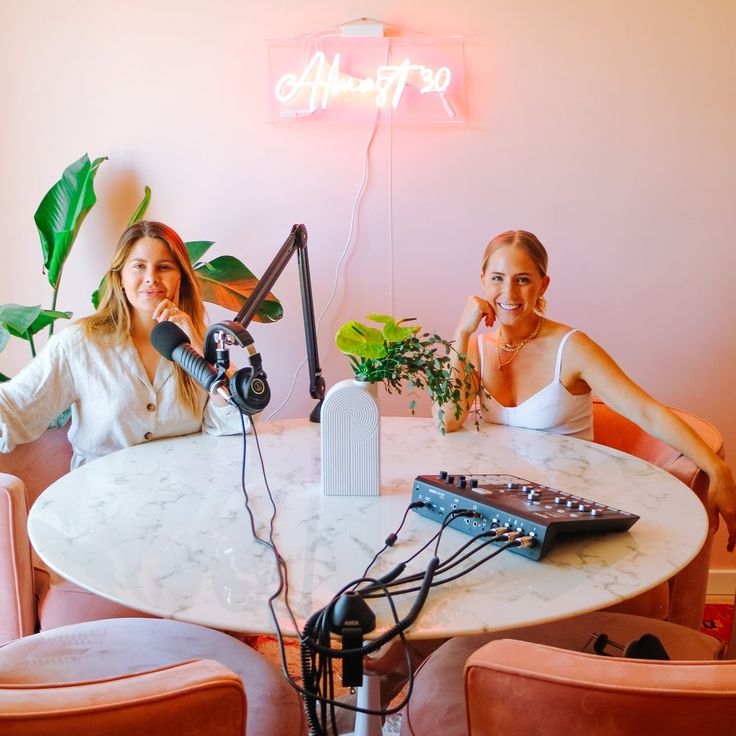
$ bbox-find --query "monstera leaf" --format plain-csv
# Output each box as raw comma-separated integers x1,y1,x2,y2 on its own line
34,154,107,291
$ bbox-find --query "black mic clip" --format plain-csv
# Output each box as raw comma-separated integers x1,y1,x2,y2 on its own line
329,591,376,688
204,320,255,367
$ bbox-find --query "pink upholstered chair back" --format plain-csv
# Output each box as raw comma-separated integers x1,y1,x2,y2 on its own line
0,658,246,736
592,399,723,490
0,473,35,643
592,399,724,629
0,426,73,507
465,638,736,736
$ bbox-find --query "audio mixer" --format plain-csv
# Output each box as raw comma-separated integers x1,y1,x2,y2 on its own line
410,472,639,560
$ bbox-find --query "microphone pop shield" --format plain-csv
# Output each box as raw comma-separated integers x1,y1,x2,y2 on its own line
151,321,189,360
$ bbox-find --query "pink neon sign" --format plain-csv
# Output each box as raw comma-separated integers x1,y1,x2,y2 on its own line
267,37,465,123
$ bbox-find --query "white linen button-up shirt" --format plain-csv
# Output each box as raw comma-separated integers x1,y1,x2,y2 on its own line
0,323,245,468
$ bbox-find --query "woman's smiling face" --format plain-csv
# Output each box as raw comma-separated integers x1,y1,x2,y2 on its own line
481,244,549,325
121,236,182,318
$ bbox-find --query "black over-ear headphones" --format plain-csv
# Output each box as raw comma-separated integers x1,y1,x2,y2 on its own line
229,351,271,416
204,320,271,416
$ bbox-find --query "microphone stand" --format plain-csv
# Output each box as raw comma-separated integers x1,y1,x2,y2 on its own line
203,224,326,422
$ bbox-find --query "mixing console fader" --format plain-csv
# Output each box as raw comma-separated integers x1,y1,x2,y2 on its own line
410,472,639,560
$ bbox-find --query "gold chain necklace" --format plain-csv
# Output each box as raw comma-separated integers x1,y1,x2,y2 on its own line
496,317,544,371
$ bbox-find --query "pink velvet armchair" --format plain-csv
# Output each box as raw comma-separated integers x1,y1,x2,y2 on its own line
400,611,725,736
0,426,151,635
592,399,725,629
464,638,736,736
0,469,307,735
0,471,149,645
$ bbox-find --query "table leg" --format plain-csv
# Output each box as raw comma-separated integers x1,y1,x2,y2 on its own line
348,671,382,736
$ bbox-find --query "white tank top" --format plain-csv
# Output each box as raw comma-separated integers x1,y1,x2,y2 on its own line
478,328,593,440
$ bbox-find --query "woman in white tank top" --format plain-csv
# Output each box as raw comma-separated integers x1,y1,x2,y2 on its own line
435,229,736,550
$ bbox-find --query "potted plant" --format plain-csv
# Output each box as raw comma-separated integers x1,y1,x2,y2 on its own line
335,313,473,431
321,314,474,497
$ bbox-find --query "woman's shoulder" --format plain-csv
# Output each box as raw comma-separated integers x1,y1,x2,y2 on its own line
46,321,87,349
542,321,610,367
541,320,593,344
47,320,122,356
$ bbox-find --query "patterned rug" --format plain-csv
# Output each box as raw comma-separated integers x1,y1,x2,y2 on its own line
702,603,734,648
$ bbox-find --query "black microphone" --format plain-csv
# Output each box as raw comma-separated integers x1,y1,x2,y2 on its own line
151,321,231,402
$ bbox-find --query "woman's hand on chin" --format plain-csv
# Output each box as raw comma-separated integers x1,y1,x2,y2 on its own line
457,295,495,337
152,299,200,351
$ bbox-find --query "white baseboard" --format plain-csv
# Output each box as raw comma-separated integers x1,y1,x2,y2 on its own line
708,569,736,597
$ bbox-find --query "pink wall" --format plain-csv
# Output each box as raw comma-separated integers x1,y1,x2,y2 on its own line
2,1,735,568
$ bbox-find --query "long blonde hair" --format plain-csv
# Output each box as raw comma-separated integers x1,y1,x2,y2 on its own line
481,230,549,313
82,221,206,416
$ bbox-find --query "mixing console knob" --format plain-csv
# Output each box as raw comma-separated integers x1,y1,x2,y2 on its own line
439,471,448,480
527,490,541,501
554,496,564,504
507,482,516,489
447,475,455,484
578,504,588,512
470,478,479,488
457,478,467,488
566,500,575,508
590,508,599,516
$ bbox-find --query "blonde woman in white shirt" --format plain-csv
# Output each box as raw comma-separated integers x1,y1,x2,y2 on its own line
0,220,242,468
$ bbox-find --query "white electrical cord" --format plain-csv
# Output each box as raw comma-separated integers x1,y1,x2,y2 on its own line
265,116,380,421
266,42,395,421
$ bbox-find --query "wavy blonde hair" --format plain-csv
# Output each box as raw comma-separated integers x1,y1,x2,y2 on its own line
82,221,206,416
481,230,549,313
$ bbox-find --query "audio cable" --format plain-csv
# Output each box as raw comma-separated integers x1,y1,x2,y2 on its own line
233,412,428,735
359,499,428,581
232,415,537,735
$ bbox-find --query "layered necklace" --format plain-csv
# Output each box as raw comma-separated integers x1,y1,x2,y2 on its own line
496,317,544,371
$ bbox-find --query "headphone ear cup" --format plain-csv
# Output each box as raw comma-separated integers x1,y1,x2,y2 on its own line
229,365,271,415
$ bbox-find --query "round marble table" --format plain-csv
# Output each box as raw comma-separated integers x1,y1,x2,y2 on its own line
28,417,707,639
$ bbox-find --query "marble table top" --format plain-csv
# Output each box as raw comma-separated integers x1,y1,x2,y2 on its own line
28,417,707,639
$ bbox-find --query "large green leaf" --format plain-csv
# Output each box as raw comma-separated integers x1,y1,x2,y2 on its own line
127,185,151,226
0,304,71,341
381,317,421,343
336,321,387,359
0,325,9,353
0,371,10,383
186,240,215,264
0,303,41,334
24,309,72,337
34,154,107,289
194,256,283,323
